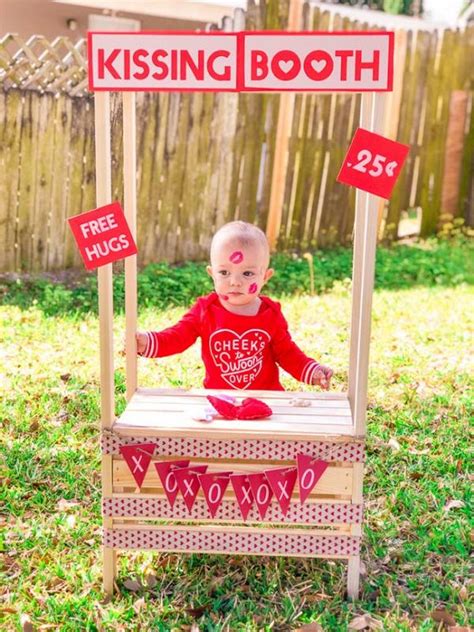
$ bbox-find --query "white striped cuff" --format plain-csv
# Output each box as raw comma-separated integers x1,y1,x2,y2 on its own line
301,361,321,385
140,331,158,358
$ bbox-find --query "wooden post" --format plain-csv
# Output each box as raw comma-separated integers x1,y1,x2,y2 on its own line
347,92,386,600
95,91,116,595
123,92,138,400
348,92,385,434
265,0,302,250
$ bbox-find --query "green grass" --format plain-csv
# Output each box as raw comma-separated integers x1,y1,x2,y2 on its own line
1,238,473,631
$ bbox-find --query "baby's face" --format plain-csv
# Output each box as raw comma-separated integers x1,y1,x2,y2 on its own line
207,238,273,308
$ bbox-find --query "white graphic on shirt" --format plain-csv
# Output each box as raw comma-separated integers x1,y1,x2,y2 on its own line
209,328,271,389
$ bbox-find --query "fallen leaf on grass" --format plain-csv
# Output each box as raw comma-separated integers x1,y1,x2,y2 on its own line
133,597,146,613
431,608,456,626
186,605,209,618
56,498,80,512
20,614,34,632
443,500,465,512
123,579,142,592
458,585,468,601
387,438,401,451
349,614,383,630
296,623,324,632
304,592,330,603
145,573,158,588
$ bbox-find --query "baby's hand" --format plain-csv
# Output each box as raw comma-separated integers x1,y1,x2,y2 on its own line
311,365,333,390
135,331,148,355
121,332,148,356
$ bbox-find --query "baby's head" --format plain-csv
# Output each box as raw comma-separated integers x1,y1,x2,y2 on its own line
207,221,274,308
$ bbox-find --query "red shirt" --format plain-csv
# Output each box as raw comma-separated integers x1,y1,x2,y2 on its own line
141,293,321,390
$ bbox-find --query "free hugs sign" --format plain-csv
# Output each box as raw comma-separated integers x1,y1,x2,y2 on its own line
88,31,394,93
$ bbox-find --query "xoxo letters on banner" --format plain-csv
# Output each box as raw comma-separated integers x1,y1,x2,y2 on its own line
121,452,329,517
154,460,190,507
264,467,298,516
174,465,209,512
119,443,156,489
199,472,232,518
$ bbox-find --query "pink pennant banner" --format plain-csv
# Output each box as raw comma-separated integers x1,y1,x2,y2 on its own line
119,443,156,489
199,471,232,517
297,453,329,504
154,460,190,507
174,465,208,512
230,474,254,520
247,472,273,520
264,467,298,515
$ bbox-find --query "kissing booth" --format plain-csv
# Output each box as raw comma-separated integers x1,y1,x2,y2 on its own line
89,30,395,599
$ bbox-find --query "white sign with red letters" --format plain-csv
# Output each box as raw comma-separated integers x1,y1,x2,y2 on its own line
88,31,394,93
242,32,393,92
88,32,238,92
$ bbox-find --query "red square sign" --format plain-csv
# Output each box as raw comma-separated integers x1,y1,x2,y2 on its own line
337,128,409,199
68,201,137,270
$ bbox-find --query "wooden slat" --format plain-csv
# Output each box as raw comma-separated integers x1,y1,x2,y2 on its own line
127,403,351,417
116,412,351,428
133,387,348,400
103,524,360,558
130,393,350,415
112,423,355,440
103,495,362,527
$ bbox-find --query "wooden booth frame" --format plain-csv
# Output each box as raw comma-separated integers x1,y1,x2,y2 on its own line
95,80,385,598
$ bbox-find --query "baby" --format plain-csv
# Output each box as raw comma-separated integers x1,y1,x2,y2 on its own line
136,221,333,391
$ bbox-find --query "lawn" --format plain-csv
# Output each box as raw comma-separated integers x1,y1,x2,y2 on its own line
0,237,472,631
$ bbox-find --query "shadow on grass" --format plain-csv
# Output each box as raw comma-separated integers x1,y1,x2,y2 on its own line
1,237,472,317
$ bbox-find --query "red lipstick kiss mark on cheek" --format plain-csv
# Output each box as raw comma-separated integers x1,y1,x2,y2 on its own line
248,283,258,294
229,251,243,264
220,294,229,301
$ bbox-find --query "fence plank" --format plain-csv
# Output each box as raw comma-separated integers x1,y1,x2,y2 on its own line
31,93,56,272
17,92,41,271
47,96,73,269
0,90,23,271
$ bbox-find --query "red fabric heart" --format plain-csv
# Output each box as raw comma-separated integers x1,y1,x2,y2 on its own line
237,398,272,420
207,395,238,419
207,395,272,420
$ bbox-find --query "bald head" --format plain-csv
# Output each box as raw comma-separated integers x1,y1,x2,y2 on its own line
210,221,270,268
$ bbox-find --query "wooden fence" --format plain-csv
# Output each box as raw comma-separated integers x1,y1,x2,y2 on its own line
0,1,473,272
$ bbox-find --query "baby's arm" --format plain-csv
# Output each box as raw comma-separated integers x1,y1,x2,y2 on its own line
271,310,333,390
136,301,201,358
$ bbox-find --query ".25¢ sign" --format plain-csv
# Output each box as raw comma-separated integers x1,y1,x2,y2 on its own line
337,128,409,199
